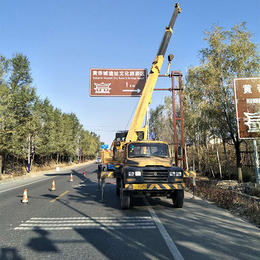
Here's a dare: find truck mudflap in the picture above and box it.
[124,183,185,191]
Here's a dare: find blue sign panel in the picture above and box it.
[101,144,109,149]
[149,132,155,140]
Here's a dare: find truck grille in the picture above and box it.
[142,170,168,182]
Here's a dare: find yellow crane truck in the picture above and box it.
[101,3,184,209]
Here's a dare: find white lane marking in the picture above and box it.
[143,197,184,260]
[27,219,153,223]
[0,176,57,194]
[14,216,156,230]
[30,216,152,220]
[15,226,156,230]
[19,223,154,227]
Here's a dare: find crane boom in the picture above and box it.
[125,3,181,143]
[98,4,189,210]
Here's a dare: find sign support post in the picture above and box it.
[252,139,260,186]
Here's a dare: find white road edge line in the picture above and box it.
[143,197,184,260]
[0,176,57,194]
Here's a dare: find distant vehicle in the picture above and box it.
[96,157,101,164]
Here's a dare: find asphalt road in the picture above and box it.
[0,162,259,260]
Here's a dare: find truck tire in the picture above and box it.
[172,189,184,208]
[120,182,130,209]
[121,193,130,209]
[116,178,120,196]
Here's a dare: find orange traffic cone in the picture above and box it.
[70,173,73,182]
[83,170,86,177]
[51,180,56,191]
[22,189,28,203]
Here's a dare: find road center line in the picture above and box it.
[143,197,184,260]
[50,191,69,203]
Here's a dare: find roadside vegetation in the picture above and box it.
[150,23,260,226]
[150,22,260,182]
[0,53,101,177]
[185,178,260,228]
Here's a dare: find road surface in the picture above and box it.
[0,163,259,260]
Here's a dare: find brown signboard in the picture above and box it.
[89,68,147,97]
[234,78,260,139]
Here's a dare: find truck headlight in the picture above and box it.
[176,171,182,177]
[127,171,135,177]
[169,172,175,176]
[169,171,182,177]
[135,171,142,176]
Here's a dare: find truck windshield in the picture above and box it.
[128,143,169,158]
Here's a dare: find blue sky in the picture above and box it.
[1,0,260,146]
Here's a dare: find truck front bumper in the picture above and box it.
[124,183,185,191]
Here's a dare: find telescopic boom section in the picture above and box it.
[157,3,181,57]
[125,3,181,143]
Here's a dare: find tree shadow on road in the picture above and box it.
[35,189,172,260]
[0,247,24,260]
[27,228,59,253]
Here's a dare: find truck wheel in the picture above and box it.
[172,189,184,208]
[120,184,130,209]
[121,193,130,209]
[116,178,120,196]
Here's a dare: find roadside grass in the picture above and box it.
[184,178,260,228]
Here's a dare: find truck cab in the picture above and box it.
[116,140,185,209]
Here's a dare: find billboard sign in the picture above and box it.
[89,68,147,97]
[234,77,260,139]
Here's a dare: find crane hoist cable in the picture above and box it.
[125,97,140,130]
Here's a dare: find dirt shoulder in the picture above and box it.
[185,176,260,228]
[0,161,95,184]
